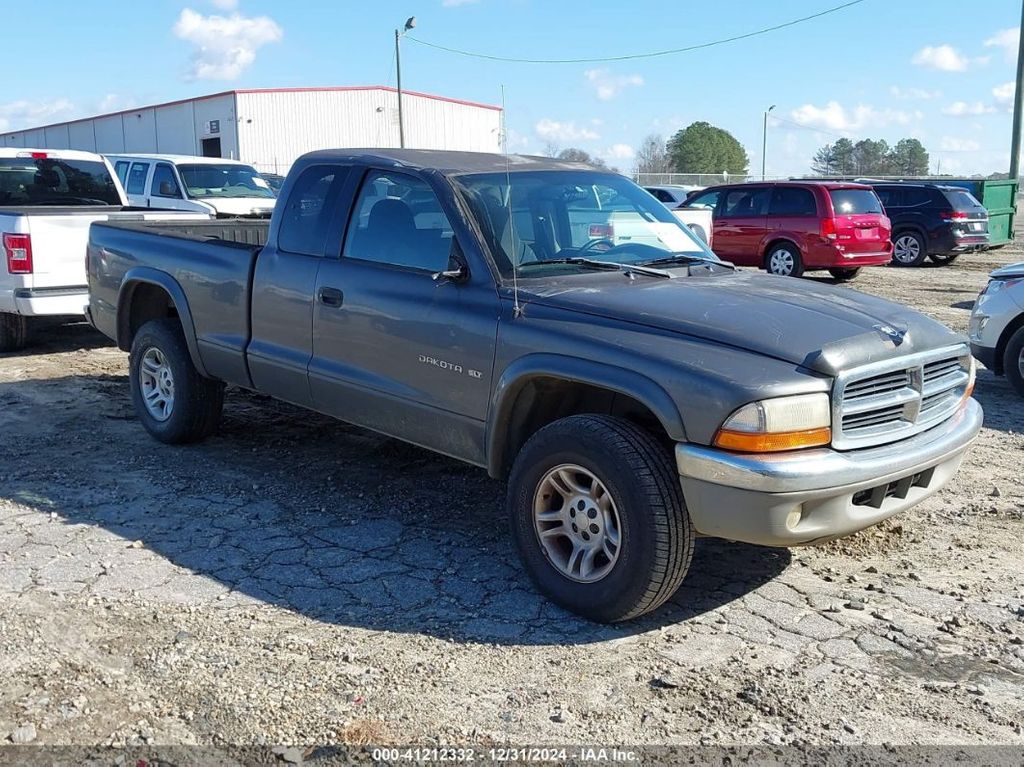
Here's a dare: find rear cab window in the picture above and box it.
[0,155,122,206]
[829,188,883,215]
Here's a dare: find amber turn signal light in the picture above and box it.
[714,426,832,453]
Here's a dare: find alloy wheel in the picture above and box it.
[139,347,175,421]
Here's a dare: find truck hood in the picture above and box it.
[200,197,276,217]
[990,261,1024,279]
[522,268,964,376]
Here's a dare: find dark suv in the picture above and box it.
[871,183,989,267]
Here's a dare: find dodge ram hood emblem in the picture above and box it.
[874,324,907,345]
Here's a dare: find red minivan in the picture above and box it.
[682,181,892,280]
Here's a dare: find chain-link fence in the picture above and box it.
[634,173,996,187]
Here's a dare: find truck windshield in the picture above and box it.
[455,170,715,277]
[178,164,276,200]
[0,157,121,206]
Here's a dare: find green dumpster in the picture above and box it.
[942,178,1017,248]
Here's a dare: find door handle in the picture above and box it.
[318,287,344,307]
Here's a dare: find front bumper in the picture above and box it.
[675,398,983,547]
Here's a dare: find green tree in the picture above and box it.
[852,139,891,175]
[888,138,930,176]
[811,143,838,175]
[552,147,609,168]
[667,121,749,174]
[832,138,856,175]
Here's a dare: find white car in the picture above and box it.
[0,148,210,351]
[644,184,703,206]
[969,261,1024,396]
[106,154,276,218]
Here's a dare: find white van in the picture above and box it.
[105,154,276,218]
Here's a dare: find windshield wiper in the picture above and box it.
[528,257,673,279]
[640,254,733,269]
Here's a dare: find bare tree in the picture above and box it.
[635,134,671,174]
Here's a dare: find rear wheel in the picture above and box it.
[0,313,29,353]
[765,243,804,277]
[1004,326,1024,398]
[828,267,861,281]
[507,414,694,623]
[892,231,926,267]
[928,253,960,265]
[130,318,224,443]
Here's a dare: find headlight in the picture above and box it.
[714,393,831,452]
[986,277,1023,295]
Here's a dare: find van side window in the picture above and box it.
[342,170,454,273]
[768,187,817,216]
[114,161,131,186]
[150,163,181,198]
[278,165,350,256]
[721,188,770,218]
[126,163,149,195]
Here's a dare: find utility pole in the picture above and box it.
[395,17,416,149]
[762,105,775,180]
[1009,0,1024,181]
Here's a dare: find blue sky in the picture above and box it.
[3,0,1021,175]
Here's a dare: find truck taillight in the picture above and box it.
[820,218,837,240]
[589,224,614,239]
[3,233,33,274]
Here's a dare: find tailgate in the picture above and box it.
[828,188,890,254]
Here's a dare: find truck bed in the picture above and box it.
[88,218,268,385]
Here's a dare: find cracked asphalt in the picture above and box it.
[1,247,1023,749]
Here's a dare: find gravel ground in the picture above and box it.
[0,245,1023,751]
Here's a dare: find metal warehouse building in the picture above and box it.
[0,86,503,174]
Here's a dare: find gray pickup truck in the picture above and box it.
[87,149,983,622]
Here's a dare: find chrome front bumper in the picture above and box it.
[675,398,983,546]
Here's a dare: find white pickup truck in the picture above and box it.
[0,148,211,351]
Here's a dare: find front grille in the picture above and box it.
[832,345,971,450]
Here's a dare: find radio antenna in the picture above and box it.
[501,85,523,318]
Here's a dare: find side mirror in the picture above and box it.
[432,239,469,283]
[159,181,178,197]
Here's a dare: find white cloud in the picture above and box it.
[912,44,970,72]
[0,99,76,132]
[173,8,283,81]
[583,69,644,101]
[984,27,1019,61]
[211,0,238,8]
[939,136,980,151]
[534,118,599,142]
[942,100,996,116]
[889,85,942,100]
[789,101,918,132]
[603,143,635,160]
[993,81,1015,107]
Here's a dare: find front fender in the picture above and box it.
[485,352,687,477]
[117,267,209,378]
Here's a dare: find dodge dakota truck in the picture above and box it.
[0,148,211,351]
[87,149,983,622]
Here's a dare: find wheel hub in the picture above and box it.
[532,464,621,583]
[139,347,175,422]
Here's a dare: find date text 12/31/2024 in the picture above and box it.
[371,747,639,762]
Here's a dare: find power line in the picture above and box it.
[406,0,866,64]
[771,115,850,140]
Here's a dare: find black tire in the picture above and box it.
[507,414,694,623]
[765,243,804,277]
[892,231,927,267]
[828,267,861,281]
[129,318,224,444]
[0,313,29,353]
[928,253,960,265]
[1004,326,1024,398]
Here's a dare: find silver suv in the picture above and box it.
[970,262,1024,396]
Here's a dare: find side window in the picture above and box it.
[278,164,349,256]
[150,163,181,198]
[721,188,770,218]
[114,161,130,186]
[686,190,720,210]
[126,162,149,195]
[649,189,672,203]
[768,187,817,216]
[342,170,454,273]
[904,187,932,207]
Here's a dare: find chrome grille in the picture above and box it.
[832,345,972,450]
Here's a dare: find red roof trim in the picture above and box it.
[0,85,501,135]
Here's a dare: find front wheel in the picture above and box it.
[828,267,861,281]
[507,415,694,623]
[130,318,224,444]
[765,243,804,277]
[928,253,960,265]
[0,313,29,353]
[1004,326,1024,398]
[892,232,927,267]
